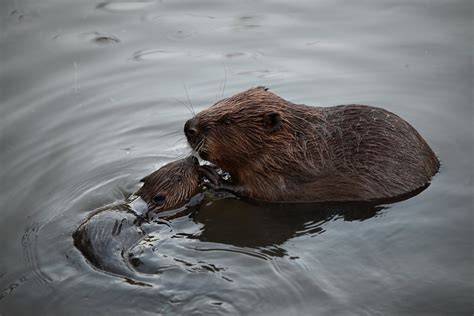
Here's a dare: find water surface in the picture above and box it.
[1,0,472,315]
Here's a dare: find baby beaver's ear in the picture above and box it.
[263,112,281,132]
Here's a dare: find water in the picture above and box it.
[1,0,472,314]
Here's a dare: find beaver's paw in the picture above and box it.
[198,165,246,196]
[198,165,222,189]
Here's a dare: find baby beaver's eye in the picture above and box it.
[153,195,166,207]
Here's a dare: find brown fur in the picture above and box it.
[184,87,440,202]
[136,156,200,210]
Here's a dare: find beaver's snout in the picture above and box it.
[184,118,198,138]
[184,118,204,151]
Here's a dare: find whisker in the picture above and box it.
[221,63,227,98]
[194,138,205,156]
[171,136,187,146]
[176,151,190,159]
[159,130,183,138]
[174,97,194,116]
[182,83,196,116]
[216,77,222,101]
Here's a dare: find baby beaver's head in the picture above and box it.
[184,87,293,172]
[136,156,200,211]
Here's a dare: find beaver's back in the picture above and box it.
[319,104,439,199]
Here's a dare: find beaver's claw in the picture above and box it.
[198,165,245,196]
[198,165,222,189]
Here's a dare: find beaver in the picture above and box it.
[135,156,202,212]
[73,156,204,278]
[184,87,440,202]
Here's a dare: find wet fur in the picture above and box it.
[185,87,440,202]
[136,157,201,210]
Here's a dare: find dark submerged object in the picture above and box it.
[185,87,440,202]
[73,206,145,278]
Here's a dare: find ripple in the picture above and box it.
[21,223,53,285]
[0,276,28,301]
[132,48,262,62]
[96,1,156,12]
[130,236,231,277]
[224,51,264,59]
[93,35,121,45]
[53,31,120,45]
[166,28,197,41]
[236,15,262,28]
[8,9,38,22]
[235,69,288,79]
[131,48,221,61]
[132,49,187,61]
[141,12,216,23]
[178,295,240,315]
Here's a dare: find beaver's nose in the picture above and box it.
[184,118,198,138]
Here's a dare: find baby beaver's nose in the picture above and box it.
[184,118,198,138]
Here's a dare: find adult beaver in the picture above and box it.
[184,87,439,202]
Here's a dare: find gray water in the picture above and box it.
[1,0,472,315]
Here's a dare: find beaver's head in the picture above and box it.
[136,156,200,211]
[184,87,292,172]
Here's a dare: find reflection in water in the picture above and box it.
[73,186,427,283]
[191,198,383,250]
[191,185,429,249]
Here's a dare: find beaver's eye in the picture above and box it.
[221,115,232,125]
[153,195,166,207]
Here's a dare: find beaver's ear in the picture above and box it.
[263,112,281,132]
